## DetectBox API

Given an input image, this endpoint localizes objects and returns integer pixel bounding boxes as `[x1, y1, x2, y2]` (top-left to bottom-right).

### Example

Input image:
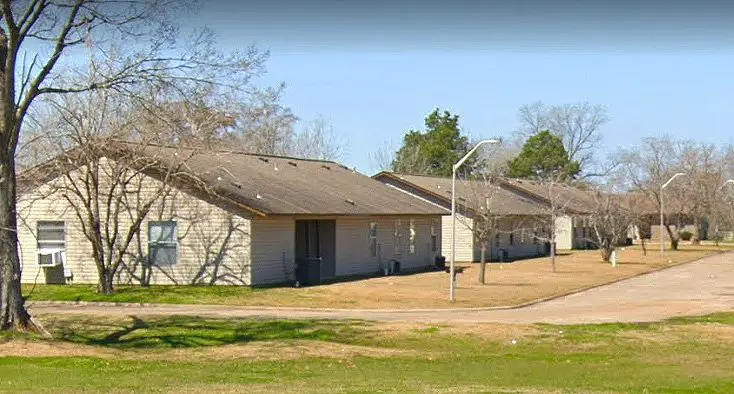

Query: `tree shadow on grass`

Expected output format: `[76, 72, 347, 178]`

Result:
[52, 315, 374, 349]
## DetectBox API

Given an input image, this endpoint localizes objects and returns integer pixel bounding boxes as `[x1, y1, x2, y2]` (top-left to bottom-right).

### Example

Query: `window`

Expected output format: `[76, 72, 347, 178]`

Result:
[509, 232, 515, 246]
[37, 221, 65, 267]
[495, 233, 500, 248]
[149, 221, 178, 266]
[369, 222, 377, 257]
[430, 223, 438, 252]
[409, 219, 416, 255]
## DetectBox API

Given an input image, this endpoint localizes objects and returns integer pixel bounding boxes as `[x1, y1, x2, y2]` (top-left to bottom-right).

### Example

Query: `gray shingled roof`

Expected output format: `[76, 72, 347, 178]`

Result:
[374, 172, 551, 216]
[497, 178, 596, 214]
[23, 143, 447, 217]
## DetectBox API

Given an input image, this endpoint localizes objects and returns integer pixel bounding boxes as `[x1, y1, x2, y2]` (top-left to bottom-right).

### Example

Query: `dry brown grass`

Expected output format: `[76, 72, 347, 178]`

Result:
[0, 338, 417, 361]
[243, 244, 732, 309]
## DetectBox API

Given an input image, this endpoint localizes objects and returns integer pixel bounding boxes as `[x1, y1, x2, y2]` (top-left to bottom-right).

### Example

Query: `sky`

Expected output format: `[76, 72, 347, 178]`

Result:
[194, 1, 734, 173]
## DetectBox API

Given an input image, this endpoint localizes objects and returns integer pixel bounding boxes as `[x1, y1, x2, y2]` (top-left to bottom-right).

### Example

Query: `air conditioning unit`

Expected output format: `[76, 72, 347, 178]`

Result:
[37, 248, 65, 267]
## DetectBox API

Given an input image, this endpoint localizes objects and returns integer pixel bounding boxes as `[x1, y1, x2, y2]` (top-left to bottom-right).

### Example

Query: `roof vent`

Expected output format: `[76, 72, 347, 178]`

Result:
[288, 161, 297, 167]
[321, 164, 331, 170]
[258, 157, 269, 163]
[256, 193, 263, 199]
[274, 163, 279, 171]
[216, 176, 222, 181]
[345, 198, 355, 205]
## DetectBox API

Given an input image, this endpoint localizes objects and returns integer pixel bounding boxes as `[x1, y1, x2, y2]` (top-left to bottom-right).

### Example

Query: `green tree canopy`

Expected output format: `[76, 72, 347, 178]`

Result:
[391, 109, 472, 177]
[507, 130, 581, 180]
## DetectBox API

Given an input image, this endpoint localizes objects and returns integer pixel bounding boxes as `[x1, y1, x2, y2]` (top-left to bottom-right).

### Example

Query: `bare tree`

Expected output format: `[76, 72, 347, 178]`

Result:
[231, 84, 298, 155]
[23, 87, 214, 294]
[616, 137, 730, 250]
[0, 0, 268, 330]
[516, 101, 609, 175]
[623, 192, 654, 255]
[459, 170, 509, 284]
[292, 114, 345, 161]
[529, 180, 574, 272]
[369, 140, 398, 173]
[677, 141, 727, 244]
[586, 188, 635, 262]
[616, 136, 688, 250]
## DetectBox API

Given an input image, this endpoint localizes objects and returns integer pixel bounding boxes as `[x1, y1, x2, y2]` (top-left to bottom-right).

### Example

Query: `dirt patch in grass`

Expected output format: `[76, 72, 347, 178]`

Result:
[618, 323, 734, 346]
[376, 321, 541, 342]
[0, 338, 418, 361]
[0, 339, 116, 359]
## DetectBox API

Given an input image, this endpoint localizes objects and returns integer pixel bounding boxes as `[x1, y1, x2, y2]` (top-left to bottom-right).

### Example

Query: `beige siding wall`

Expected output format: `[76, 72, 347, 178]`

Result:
[479, 218, 545, 261]
[249, 217, 296, 285]
[555, 215, 573, 250]
[441, 214, 475, 262]
[249, 215, 442, 284]
[17, 159, 253, 286]
[335, 216, 440, 277]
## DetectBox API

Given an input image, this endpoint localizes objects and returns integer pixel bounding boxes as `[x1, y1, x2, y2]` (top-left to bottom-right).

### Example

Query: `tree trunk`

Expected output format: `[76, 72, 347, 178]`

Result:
[98, 267, 115, 295]
[600, 242, 613, 262]
[550, 239, 557, 273]
[641, 239, 647, 256]
[665, 225, 679, 250]
[478, 244, 487, 285]
[692, 217, 701, 245]
[0, 157, 34, 330]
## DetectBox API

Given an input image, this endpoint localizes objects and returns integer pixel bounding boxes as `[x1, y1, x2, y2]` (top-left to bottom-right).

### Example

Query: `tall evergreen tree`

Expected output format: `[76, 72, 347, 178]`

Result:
[507, 130, 581, 180]
[392, 109, 472, 177]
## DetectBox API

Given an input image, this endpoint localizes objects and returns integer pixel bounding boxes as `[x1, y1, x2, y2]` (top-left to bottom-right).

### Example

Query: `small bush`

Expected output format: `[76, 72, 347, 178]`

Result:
[679, 230, 693, 241]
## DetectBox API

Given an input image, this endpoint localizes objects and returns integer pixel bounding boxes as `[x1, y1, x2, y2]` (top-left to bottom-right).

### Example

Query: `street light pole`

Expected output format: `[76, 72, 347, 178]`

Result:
[450, 139, 501, 302]
[660, 172, 686, 257]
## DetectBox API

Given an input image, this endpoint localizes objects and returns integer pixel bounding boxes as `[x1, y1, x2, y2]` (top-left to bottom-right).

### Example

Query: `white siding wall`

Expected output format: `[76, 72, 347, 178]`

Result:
[335, 216, 440, 277]
[476, 218, 545, 262]
[555, 215, 573, 250]
[249, 215, 442, 284]
[17, 159, 253, 286]
[249, 217, 296, 285]
[441, 214, 475, 262]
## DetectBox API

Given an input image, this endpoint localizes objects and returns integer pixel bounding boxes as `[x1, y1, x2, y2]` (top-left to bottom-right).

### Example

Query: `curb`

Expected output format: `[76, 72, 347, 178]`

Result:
[27, 250, 732, 314]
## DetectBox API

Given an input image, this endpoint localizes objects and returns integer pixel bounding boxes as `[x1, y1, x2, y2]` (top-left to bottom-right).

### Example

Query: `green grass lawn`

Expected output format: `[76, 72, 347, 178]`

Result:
[1, 313, 733, 393]
[23, 283, 261, 305]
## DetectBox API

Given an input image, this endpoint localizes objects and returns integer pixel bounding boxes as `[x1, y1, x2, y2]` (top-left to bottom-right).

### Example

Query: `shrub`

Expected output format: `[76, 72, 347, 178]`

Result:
[679, 230, 693, 241]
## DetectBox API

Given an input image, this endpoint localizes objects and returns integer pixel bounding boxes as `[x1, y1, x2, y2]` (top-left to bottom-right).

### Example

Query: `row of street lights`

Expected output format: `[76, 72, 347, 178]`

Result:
[659, 174, 734, 258]
[450, 141, 734, 301]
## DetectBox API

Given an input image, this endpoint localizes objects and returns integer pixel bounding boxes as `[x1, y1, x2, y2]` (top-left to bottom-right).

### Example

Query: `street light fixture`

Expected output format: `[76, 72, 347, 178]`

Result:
[660, 172, 686, 257]
[450, 138, 501, 302]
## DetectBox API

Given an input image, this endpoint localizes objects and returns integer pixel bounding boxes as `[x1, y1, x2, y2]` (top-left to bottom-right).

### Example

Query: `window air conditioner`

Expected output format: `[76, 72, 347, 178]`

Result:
[37, 248, 65, 267]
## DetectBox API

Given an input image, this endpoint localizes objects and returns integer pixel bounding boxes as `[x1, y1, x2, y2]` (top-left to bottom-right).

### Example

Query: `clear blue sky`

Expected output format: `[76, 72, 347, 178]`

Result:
[196, 2, 734, 173]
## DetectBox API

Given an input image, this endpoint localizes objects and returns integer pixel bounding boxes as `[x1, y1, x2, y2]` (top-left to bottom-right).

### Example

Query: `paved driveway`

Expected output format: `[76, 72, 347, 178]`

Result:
[29, 252, 734, 325]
